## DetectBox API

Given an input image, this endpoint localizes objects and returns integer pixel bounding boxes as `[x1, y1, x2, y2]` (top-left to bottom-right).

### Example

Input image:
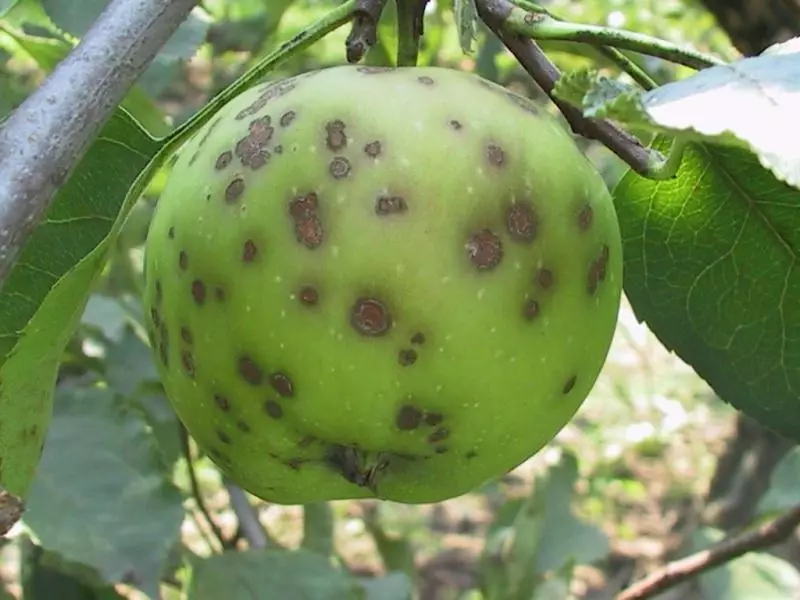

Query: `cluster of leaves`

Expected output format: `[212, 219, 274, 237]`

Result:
[1, 0, 800, 598]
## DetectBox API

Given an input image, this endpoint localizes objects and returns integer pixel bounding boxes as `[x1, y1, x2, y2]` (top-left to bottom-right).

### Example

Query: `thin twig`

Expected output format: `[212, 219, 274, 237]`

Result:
[618, 503, 800, 600]
[225, 480, 272, 549]
[0, 0, 199, 292]
[507, 12, 724, 71]
[395, 0, 429, 66]
[178, 424, 229, 552]
[345, 0, 389, 62]
[477, 0, 657, 176]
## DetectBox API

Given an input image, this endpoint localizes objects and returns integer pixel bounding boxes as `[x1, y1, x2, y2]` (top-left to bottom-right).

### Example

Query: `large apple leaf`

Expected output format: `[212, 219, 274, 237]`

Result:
[0, 108, 159, 499]
[185, 549, 367, 599]
[614, 138, 800, 443]
[22, 386, 185, 599]
[554, 39, 800, 190]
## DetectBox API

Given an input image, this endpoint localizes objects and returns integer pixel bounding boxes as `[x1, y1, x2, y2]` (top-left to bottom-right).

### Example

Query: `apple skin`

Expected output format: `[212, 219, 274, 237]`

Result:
[142, 65, 623, 504]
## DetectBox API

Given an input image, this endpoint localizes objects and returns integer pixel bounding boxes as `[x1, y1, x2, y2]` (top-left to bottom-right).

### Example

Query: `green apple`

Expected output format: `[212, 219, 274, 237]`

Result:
[142, 64, 623, 504]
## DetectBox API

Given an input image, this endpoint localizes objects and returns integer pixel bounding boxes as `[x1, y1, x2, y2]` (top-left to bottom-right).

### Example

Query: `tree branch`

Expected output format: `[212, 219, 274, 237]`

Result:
[618, 503, 800, 600]
[225, 480, 272, 549]
[476, 0, 661, 177]
[179, 424, 229, 552]
[0, 0, 199, 292]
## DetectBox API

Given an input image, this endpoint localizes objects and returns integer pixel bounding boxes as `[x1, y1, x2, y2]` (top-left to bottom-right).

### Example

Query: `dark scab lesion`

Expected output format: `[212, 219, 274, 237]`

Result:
[364, 141, 381, 158]
[465, 449, 478, 459]
[179, 250, 189, 270]
[242, 239, 258, 263]
[217, 429, 232, 445]
[398, 348, 417, 366]
[587, 244, 610, 295]
[236, 419, 251, 433]
[298, 435, 316, 448]
[289, 192, 324, 249]
[410, 332, 426, 345]
[235, 116, 274, 170]
[239, 356, 263, 385]
[396, 404, 423, 430]
[325, 119, 347, 151]
[180, 326, 193, 344]
[191, 280, 207, 305]
[214, 394, 230, 412]
[434, 446, 448, 454]
[523, 298, 540, 321]
[235, 80, 297, 120]
[486, 143, 506, 167]
[264, 400, 283, 419]
[299, 285, 319, 306]
[181, 350, 196, 379]
[449, 119, 463, 131]
[428, 427, 449, 443]
[375, 195, 408, 216]
[562, 375, 577, 394]
[150, 307, 161, 329]
[466, 229, 503, 271]
[417, 75, 434, 85]
[536, 268, 554, 290]
[279, 110, 296, 127]
[357, 66, 394, 74]
[268, 372, 294, 397]
[424, 411, 443, 427]
[578, 203, 594, 232]
[168, 226, 175, 239]
[350, 297, 392, 337]
[215, 150, 233, 170]
[506, 201, 538, 243]
[329, 156, 352, 179]
[225, 177, 245, 203]
[159, 339, 169, 367]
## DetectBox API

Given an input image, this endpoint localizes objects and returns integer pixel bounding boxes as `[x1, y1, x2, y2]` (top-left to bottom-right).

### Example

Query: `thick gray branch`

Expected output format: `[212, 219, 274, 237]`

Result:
[0, 0, 199, 291]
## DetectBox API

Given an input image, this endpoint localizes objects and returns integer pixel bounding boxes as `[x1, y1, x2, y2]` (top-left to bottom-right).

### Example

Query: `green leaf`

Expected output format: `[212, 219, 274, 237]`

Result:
[692, 527, 800, 599]
[0, 110, 156, 363]
[479, 485, 546, 600]
[22, 386, 185, 599]
[757, 447, 800, 516]
[137, 11, 211, 98]
[534, 454, 609, 573]
[0, 109, 158, 497]
[186, 548, 365, 599]
[130, 392, 181, 468]
[38, 0, 209, 102]
[21, 539, 125, 600]
[613, 138, 800, 443]
[80, 295, 133, 343]
[0, 1, 17, 17]
[555, 45, 800, 190]
[357, 572, 413, 600]
[361, 507, 416, 578]
[39, 0, 108, 36]
[552, 68, 645, 123]
[302, 502, 335, 557]
[479, 454, 606, 600]
[106, 326, 160, 398]
[453, 0, 478, 54]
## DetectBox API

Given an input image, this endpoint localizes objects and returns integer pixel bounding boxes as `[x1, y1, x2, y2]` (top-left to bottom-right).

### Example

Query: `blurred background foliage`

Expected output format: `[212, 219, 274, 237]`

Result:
[0, 0, 799, 598]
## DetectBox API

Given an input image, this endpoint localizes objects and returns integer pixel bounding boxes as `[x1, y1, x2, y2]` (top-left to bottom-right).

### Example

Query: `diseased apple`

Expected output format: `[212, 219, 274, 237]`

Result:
[142, 64, 623, 504]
